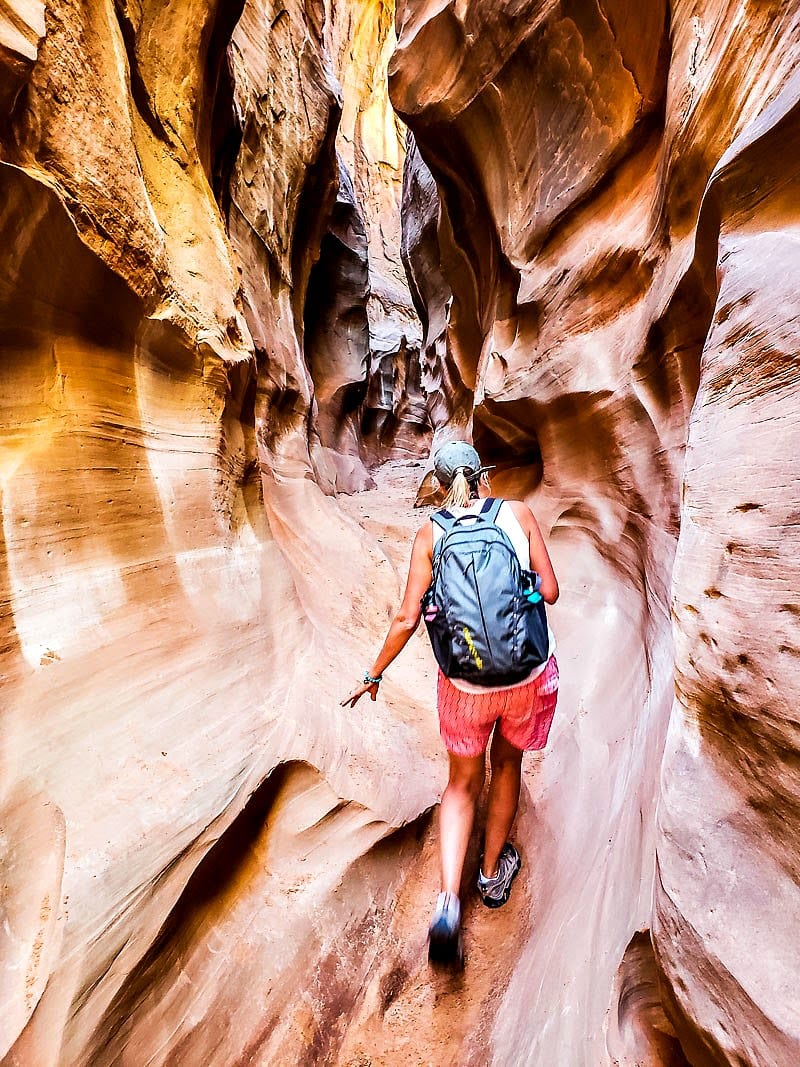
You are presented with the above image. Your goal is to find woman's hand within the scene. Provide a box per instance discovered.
[340,680,379,708]
[340,524,433,711]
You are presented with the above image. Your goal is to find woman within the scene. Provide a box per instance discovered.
[341,441,559,964]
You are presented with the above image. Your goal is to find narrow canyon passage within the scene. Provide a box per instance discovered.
[335,460,538,1065]
[333,459,679,1065]
[2,1,800,1065]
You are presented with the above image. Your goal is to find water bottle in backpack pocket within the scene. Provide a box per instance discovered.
[421,498,549,687]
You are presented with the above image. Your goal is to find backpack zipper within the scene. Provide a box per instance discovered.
[468,555,494,662]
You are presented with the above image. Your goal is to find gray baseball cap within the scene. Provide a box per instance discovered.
[433,441,495,485]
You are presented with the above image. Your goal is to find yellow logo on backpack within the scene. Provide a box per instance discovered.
[462,627,484,671]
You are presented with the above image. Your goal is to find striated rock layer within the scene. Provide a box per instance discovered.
[391,1,800,1064]
[0,1,433,1064]
[3,0,800,1064]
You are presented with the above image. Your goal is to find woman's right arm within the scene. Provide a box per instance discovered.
[340,522,434,707]
[509,500,559,604]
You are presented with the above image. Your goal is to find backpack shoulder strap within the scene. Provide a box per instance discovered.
[431,508,457,534]
[480,497,504,525]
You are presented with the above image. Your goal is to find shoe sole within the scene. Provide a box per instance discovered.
[479,852,521,909]
[428,927,464,967]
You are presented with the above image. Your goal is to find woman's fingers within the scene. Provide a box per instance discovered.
[340,682,378,708]
[341,686,365,708]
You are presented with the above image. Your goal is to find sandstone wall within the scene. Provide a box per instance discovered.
[391,1,800,1063]
[0,2,435,1063]
[3,0,799,1063]
[324,0,430,466]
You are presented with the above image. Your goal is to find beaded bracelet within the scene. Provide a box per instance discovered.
[363,670,383,685]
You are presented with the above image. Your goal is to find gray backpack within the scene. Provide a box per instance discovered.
[422,498,549,686]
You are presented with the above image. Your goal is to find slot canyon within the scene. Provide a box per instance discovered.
[1,0,799,1063]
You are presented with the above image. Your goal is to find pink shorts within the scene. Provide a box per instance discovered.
[437,655,559,757]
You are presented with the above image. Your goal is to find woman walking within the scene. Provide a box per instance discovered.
[342,442,559,964]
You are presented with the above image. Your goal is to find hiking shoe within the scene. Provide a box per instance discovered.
[477,843,521,908]
[427,891,463,966]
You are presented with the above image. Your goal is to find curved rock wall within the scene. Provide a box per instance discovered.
[0,2,434,1063]
[392,1,800,1064]
[324,0,430,464]
[303,156,373,488]
[400,131,485,503]
[657,49,800,1067]
[3,0,799,1064]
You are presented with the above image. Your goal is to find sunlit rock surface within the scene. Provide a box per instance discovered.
[392,1,800,1064]
[0,1,434,1063]
[0,0,45,112]
[3,0,800,1064]
[324,0,429,463]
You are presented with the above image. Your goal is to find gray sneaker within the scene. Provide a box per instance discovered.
[477,843,521,908]
[427,891,463,966]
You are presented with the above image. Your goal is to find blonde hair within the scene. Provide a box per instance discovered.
[441,468,489,509]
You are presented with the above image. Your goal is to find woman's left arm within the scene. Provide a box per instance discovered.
[341,523,434,707]
[507,500,559,604]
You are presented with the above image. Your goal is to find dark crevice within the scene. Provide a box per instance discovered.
[303,160,370,403]
[199,0,247,219]
[260,385,308,451]
[208,46,244,222]
[0,163,142,345]
[290,99,342,343]
[400,130,438,337]
[112,2,169,143]
[610,930,694,1066]
[473,396,544,491]
[411,121,499,350]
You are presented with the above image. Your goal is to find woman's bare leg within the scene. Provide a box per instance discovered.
[482,731,524,877]
[439,751,485,894]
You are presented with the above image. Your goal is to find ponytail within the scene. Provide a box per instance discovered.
[442,469,473,509]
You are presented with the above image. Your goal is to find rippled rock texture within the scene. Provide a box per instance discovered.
[4,0,800,1064]
[392,1,800,1063]
[0,1,433,1063]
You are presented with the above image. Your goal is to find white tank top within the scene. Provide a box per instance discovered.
[431,499,556,692]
